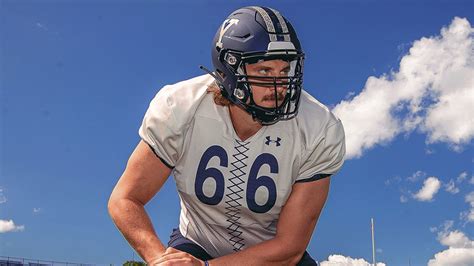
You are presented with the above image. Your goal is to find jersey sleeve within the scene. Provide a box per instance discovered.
[296,119,346,183]
[138,86,182,168]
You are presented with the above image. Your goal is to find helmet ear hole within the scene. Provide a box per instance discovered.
[233,86,250,102]
[234,88,246,100]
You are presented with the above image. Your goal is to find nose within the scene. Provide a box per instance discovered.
[265,78,286,92]
[275,84,286,93]
[273,76,288,92]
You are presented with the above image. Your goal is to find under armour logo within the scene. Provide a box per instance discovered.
[265,136,281,146]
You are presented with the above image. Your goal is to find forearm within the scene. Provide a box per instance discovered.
[108,197,166,263]
[209,236,303,266]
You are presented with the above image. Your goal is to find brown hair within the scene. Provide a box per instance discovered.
[207,80,232,106]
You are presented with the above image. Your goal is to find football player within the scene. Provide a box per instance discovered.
[109,6,345,266]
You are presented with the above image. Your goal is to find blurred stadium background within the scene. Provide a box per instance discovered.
[0,256,145,266]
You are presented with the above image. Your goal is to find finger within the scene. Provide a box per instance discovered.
[164,247,182,254]
[153,252,192,264]
[155,258,195,266]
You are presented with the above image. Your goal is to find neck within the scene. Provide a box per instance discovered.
[228,105,263,141]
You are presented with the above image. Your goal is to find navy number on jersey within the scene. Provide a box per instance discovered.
[195,145,278,213]
[246,153,278,213]
[195,145,227,205]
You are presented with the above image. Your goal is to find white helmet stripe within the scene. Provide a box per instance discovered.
[269,8,290,42]
[249,6,277,42]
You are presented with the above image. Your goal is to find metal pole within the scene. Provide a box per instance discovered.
[371,218,376,266]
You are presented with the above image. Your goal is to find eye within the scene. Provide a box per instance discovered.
[280,67,291,75]
[258,68,269,75]
[280,69,290,75]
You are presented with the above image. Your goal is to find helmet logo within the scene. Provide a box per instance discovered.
[216,18,239,49]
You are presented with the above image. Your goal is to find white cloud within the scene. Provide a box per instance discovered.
[345,91,356,100]
[456,172,468,183]
[413,177,441,201]
[461,191,474,223]
[333,17,474,159]
[407,170,426,182]
[385,175,402,186]
[428,229,474,266]
[320,255,386,266]
[36,22,50,32]
[438,230,473,248]
[400,195,408,203]
[425,147,436,154]
[33,208,42,214]
[445,179,460,194]
[0,187,6,204]
[470,176,474,185]
[442,220,454,231]
[431,220,454,234]
[35,21,59,35]
[428,247,474,266]
[464,191,474,202]
[445,172,470,195]
[459,211,470,224]
[36,22,46,29]
[0,219,25,233]
[393,171,436,203]
[466,191,474,205]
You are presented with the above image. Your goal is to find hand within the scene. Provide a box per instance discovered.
[148,247,205,266]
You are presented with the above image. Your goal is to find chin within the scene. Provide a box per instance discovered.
[258,104,277,108]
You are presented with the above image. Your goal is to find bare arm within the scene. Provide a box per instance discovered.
[108,140,173,263]
[209,177,331,266]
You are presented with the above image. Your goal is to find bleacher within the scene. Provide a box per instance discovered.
[0,256,93,266]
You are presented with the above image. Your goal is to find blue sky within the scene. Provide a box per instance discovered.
[1,0,473,265]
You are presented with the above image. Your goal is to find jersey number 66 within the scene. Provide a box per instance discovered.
[195,145,278,213]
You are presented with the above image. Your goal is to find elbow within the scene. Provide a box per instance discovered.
[107,194,119,219]
[277,248,306,266]
[108,189,126,220]
[288,251,306,266]
[107,192,145,220]
[274,239,307,265]
[275,251,305,266]
[107,185,127,219]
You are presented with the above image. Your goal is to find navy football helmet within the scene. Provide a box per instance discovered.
[205,6,305,125]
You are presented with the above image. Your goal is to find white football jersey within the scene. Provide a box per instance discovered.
[139,74,345,258]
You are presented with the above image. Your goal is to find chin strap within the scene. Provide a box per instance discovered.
[200,65,235,100]
[199,65,229,97]
[199,65,224,84]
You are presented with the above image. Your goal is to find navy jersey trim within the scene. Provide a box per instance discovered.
[295,173,331,183]
[145,142,174,169]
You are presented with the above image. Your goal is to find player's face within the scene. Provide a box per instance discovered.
[245,59,290,108]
